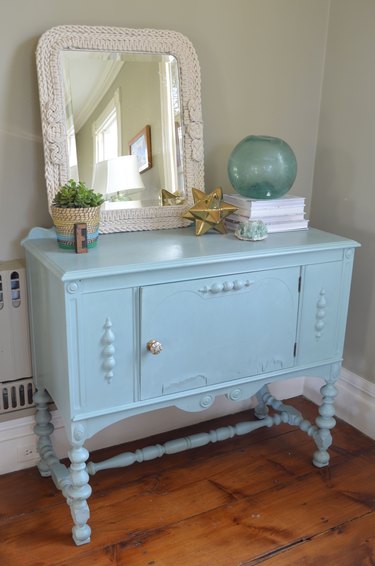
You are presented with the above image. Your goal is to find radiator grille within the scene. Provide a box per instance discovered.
[0,378,34,414]
[0,260,32,384]
[1,260,34,416]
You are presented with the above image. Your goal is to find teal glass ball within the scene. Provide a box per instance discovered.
[228,135,297,199]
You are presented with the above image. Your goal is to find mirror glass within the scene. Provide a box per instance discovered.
[62,51,185,211]
[36,26,204,232]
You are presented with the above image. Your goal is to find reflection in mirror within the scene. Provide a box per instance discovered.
[62,51,185,210]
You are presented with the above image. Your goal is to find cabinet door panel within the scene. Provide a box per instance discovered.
[73,288,134,413]
[140,268,299,400]
[297,261,345,364]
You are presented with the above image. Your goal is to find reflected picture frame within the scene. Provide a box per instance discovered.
[129,125,152,173]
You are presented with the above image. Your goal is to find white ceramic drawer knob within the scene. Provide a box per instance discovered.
[146,339,163,355]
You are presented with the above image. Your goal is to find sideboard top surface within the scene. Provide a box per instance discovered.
[22,226,359,281]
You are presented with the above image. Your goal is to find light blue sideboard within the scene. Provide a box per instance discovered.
[22,226,359,545]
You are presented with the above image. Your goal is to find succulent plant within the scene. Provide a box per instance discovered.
[52,179,104,208]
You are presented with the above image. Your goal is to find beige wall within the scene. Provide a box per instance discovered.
[311,0,375,384]
[0,0,330,261]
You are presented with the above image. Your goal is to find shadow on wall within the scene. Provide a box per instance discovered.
[0,37,51,260]
[310,147,375,383]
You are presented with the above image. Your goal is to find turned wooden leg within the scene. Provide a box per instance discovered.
[312,363,340,468]
[254,385,270,419]
[65,425,92,545]
[33,388,58,477]
[254,385,303,426]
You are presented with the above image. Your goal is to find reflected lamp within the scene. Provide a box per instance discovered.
[92,155,145,200]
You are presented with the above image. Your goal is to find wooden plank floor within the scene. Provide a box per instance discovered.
[1,396,375,565]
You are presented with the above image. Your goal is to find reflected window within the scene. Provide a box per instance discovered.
[67,124,78,179]
[160,56,182,193]
[92,88,121,164]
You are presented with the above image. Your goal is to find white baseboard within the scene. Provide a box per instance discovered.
[303,368,375,440]
[0,377,305,475]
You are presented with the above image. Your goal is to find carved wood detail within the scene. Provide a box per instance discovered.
[315,289,327,339]
[199,279,253,295]
[102,318,116,383]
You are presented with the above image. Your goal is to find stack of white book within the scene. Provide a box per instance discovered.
[223,193,309,234]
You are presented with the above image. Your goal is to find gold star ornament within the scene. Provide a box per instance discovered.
[161,188,185,206]
[182,187,238,236]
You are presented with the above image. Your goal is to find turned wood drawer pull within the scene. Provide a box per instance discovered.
[199,279,253,294]
[147,339,163,355]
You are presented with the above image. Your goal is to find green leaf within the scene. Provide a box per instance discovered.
[52,180,104,208]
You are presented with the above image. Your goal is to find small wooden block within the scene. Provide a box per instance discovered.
[74,223,88,254]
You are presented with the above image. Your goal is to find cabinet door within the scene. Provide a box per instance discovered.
[297,261,348,364]
[72,288,135,413]
[140,268,299,400]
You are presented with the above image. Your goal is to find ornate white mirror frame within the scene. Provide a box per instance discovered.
[36,25,204,232]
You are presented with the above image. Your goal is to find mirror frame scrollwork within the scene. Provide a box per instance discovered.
[36,25,204,232]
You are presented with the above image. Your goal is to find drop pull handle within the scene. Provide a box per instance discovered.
[146,339,163,355]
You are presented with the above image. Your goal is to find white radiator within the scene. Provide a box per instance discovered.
[0,260,34,414]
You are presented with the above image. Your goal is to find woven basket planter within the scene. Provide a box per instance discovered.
[51,205,101,250]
